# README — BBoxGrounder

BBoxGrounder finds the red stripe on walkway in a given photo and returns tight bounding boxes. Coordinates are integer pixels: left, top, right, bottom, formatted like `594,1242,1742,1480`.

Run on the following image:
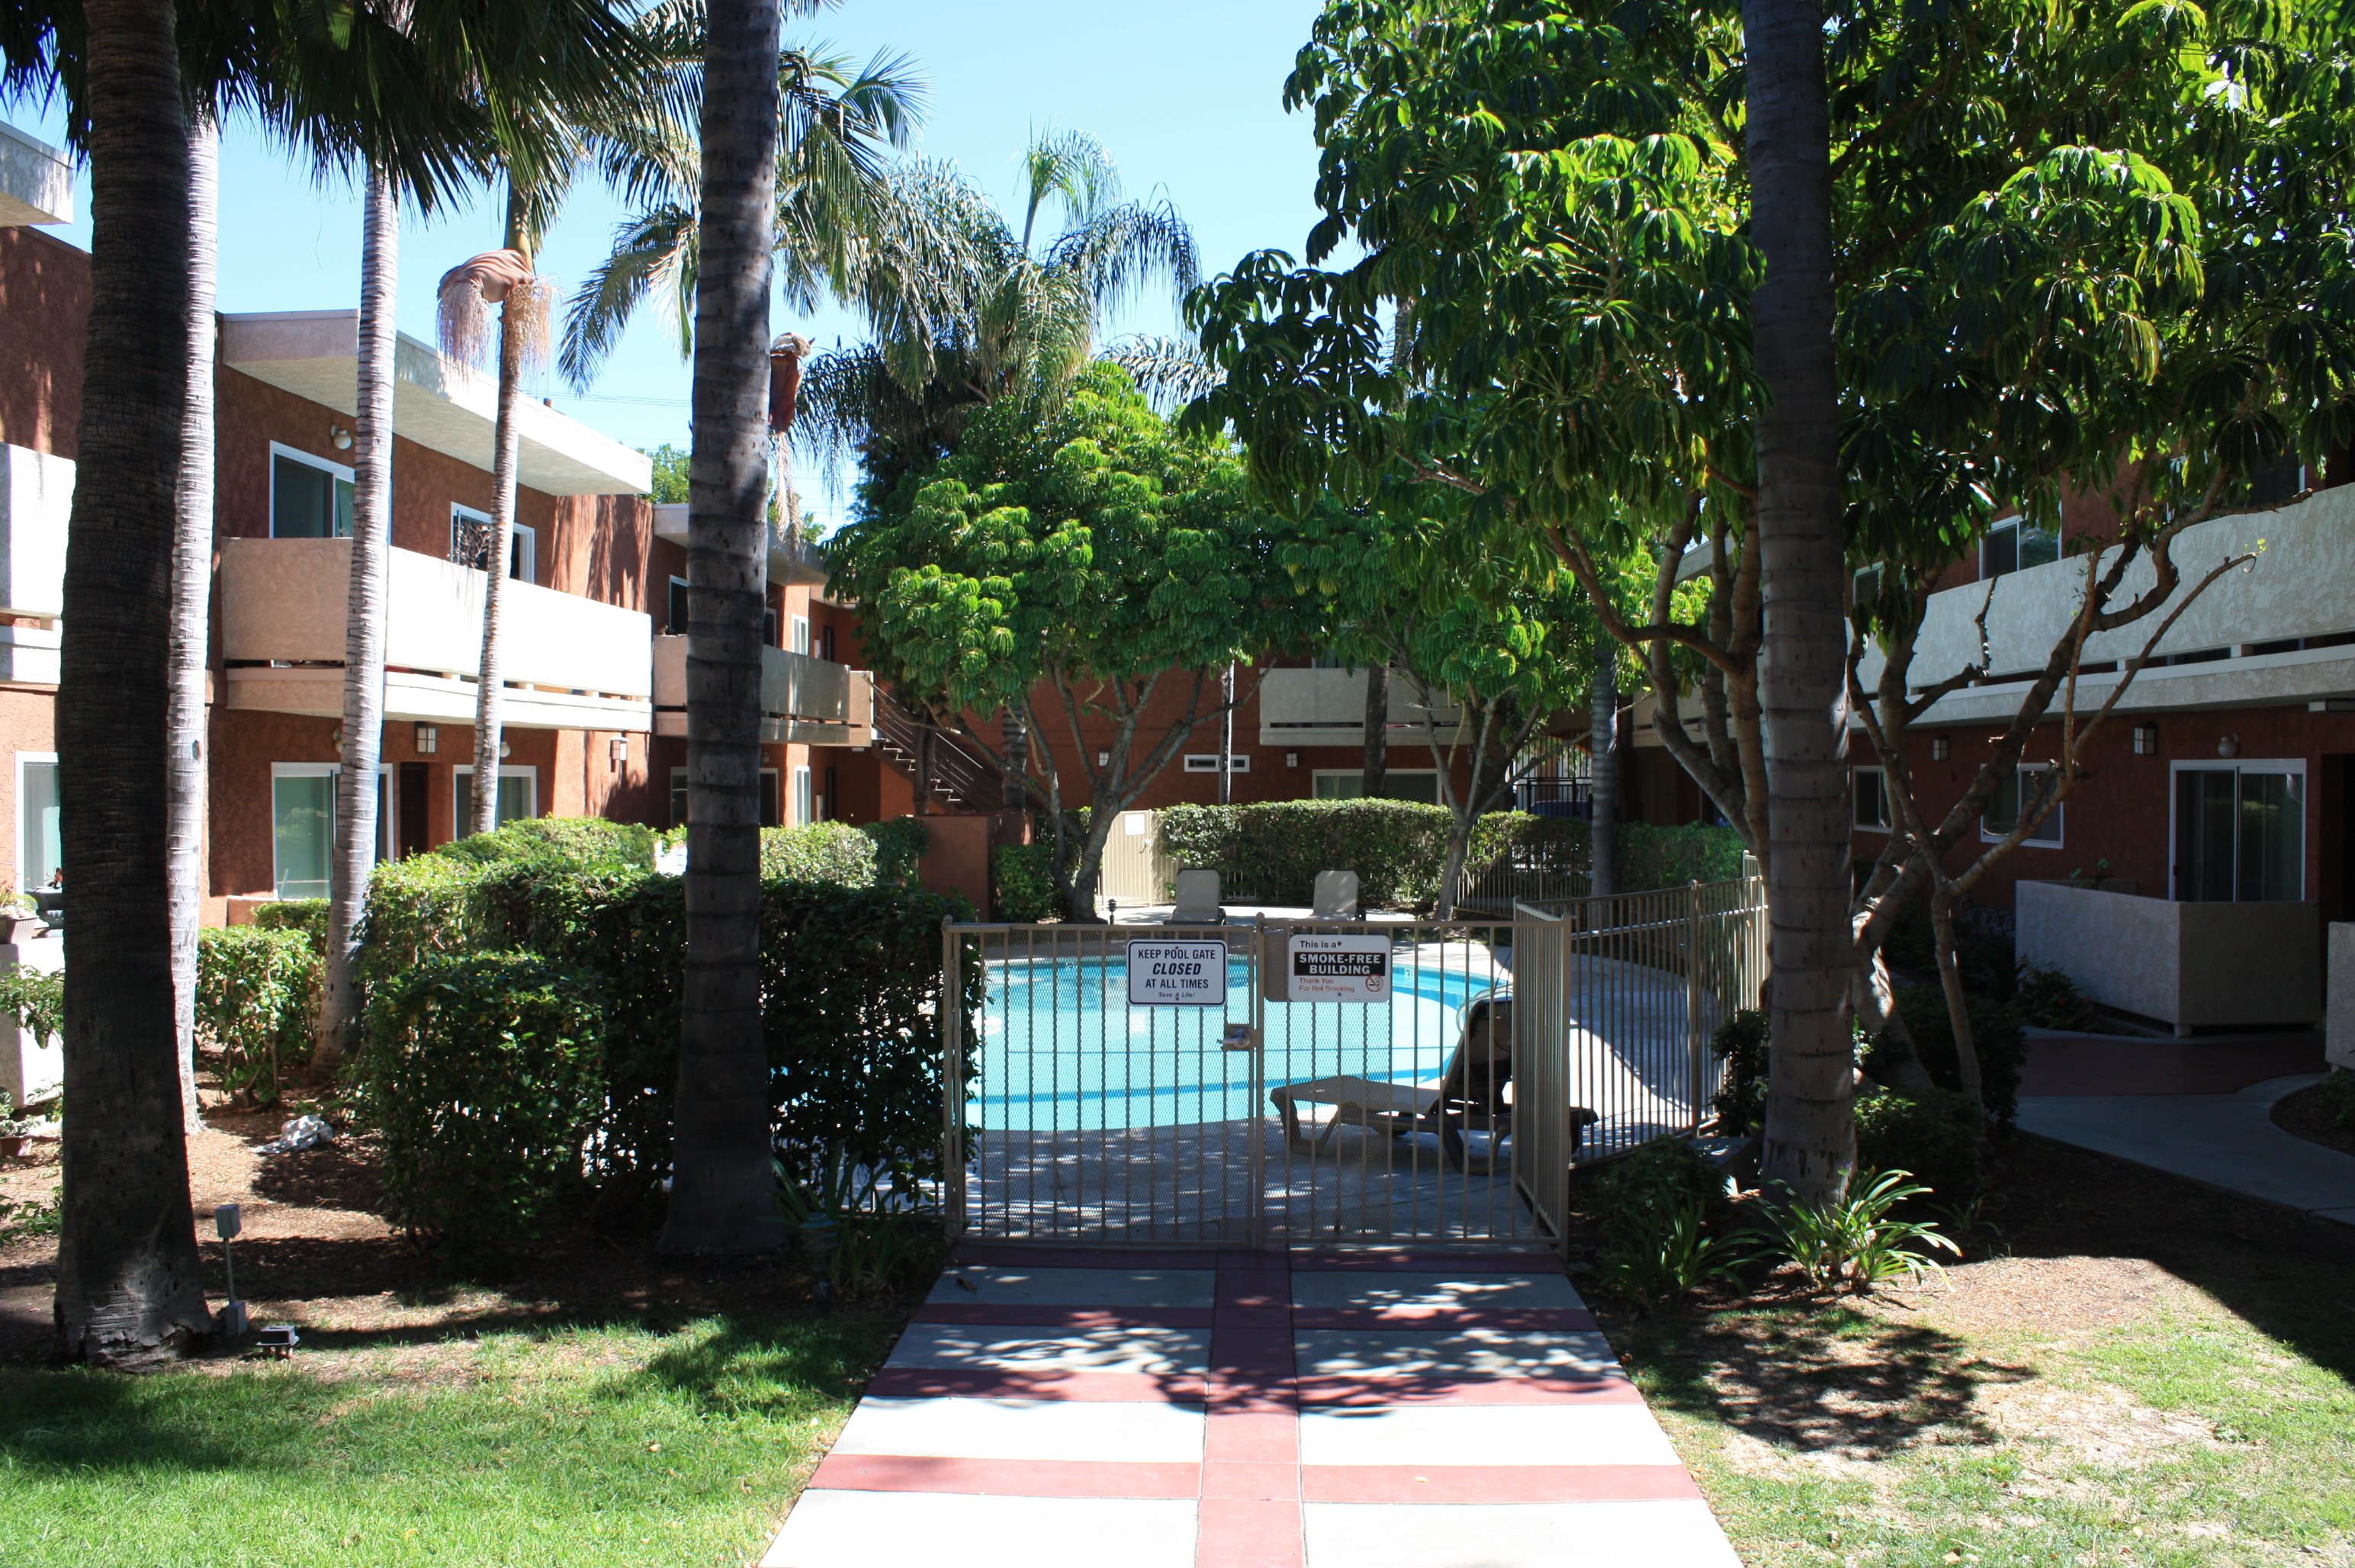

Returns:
1300,1464,1703,1505
1289,1252,1563,1274
914,1304,1218,1330
808,1454,1200,1499
1197,1496,1305,1568
952,1245,1222,1271
866,1367,1208,1404
1290,1372,1641,1407
1290,1306,1598,1332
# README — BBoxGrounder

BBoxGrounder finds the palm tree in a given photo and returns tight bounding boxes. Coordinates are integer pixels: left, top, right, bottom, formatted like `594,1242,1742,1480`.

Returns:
661,0,790,1258
1742,0,1855,1203
165,112,216,1135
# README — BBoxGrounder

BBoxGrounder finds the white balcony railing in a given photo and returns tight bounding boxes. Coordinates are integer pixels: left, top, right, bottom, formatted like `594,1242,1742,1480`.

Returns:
1257,667,1462,747
650,635,873,747
220,537,654,731
0,442,70,621
1857,484,2355,725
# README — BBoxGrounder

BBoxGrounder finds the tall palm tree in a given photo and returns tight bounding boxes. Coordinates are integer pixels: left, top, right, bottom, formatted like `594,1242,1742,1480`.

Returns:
165,112,216,1135
50,0,211,1367
1743,0,1855,1203
662,0,788,1258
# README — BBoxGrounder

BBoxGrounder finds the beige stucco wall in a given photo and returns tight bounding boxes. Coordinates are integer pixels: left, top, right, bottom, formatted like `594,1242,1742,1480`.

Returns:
2019,879,2321,1032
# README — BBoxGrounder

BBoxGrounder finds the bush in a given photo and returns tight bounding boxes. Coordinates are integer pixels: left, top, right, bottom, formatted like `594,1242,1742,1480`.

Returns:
991,842,1058,922
0,963,63,1046
357,852,496,988
1708,1009,1769,1135
196,927,319,1106
1586,1139,1741,1312
860,818,927,886
1894,981,2027,1127
250,898,329,948
2011,961,2096,1030
441,817,657,871
1854,1086,1987,1202
352,952,606,1257
760,821,879,885
1763,1168,1959,1294
1615,823,1750,890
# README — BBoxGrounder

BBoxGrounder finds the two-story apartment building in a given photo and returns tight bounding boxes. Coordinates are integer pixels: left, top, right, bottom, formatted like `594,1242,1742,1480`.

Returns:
1,121,880,919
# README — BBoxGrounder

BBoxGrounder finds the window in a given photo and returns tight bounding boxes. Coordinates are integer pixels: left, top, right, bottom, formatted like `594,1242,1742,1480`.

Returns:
761,768,782,828
2173,763,2305,902
1854,766,1891,832
16,753,59,892
793,766,814,826
1981,516,2059,580
453,766,537,836
819,624,837,664
667,577,689,635
1981,764,2062,847
451,506,535,582
1852,563,1883,607
667,769,788,826
271,763,393,900
1184,753,1250,773
270,445,354,538
1314,769,1441,804
789,615,811,655
763,604,780,647
670,767,687,829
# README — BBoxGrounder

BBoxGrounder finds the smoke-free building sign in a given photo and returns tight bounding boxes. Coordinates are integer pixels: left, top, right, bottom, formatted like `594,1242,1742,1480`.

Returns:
1287,932,1393,1002
1127,939,1228,1006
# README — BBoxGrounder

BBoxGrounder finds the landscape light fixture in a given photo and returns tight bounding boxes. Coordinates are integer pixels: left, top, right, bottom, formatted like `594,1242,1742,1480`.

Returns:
414,722,438,754
2133,722,2157,757
1930,736,1950,762
214,1203,249,1341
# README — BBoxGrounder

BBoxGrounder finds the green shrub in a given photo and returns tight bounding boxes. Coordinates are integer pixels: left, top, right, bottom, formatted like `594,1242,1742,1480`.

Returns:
860,818,928,886
357,853,493,987
2011,961,2096,1030
0,963,63,1046
1587,1139,1742,1312
250,898,329,948
760,821,879,885
1854,1086,1987,1201
441,817,656,871
1763,1168,1959,1294
1615,823,1750,890
1894,981,2027,1127
352,952,606,1257
1708,1009,1769,1135
196,927,319,1106
991,843,1058,922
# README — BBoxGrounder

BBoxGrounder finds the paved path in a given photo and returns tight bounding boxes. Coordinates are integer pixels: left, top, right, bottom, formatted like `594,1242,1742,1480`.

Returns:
2019,1073,2355,1226
758,1245,1737,1568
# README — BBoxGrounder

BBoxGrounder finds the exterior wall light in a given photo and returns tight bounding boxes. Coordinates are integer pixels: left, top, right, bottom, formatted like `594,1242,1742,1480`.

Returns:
499,739,512,760
1930,736,1950,762
330,424,354,451
609,735,630,769
1096,750,1110,767
1286,751,1300,769
415,723,438,754
2217,734,2240,758
2132,722,2157,757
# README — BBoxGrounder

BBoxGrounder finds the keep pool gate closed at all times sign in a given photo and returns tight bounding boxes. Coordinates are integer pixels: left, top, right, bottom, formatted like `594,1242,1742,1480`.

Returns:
1126,932,1395,1007
1127,939,1227,1006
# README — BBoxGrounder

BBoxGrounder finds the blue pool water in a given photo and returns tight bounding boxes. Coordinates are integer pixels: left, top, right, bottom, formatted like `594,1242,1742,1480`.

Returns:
973,955,1499,1131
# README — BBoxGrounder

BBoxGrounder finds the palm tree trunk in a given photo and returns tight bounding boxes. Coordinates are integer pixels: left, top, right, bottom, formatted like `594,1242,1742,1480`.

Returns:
468,184,530,838
1743,0,1855,1203
1361,661,1388,798
317,169,399,1075
54,0,213,1366
661,0,788,1257
1589,655,1618,898
165,114,217,1133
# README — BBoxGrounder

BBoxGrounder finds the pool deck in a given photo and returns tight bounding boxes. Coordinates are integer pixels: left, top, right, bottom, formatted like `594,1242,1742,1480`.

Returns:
757,1245,1739,1568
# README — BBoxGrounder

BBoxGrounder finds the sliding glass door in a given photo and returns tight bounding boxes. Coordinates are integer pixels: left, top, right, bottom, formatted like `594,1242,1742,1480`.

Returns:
2172,763,2305,903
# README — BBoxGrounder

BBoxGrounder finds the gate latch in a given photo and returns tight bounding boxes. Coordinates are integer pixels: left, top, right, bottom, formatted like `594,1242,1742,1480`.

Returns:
1220,1023,1258,1053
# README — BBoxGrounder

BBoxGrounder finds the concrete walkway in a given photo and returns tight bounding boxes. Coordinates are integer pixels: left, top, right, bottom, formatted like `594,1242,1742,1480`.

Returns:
2019,1073,2355,1226
758,1245,1737,1568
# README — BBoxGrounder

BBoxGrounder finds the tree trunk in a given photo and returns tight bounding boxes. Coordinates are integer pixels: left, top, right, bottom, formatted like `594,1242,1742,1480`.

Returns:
1435,813,1472,923
317,169,399,1075
1927,886,1984,1110
54,0,213,1366
912,720,934,816
661,0,788,1258
1589,654,1618,898
1743,0,1856,1203
1062,809,1120,921
468,184,531,838
1361,661,1388,798
1217,661,1235,806
165,114,217,1133
1001,709,1029,810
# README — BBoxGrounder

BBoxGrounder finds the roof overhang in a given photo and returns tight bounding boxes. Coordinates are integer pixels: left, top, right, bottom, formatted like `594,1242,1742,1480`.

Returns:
219,311,651,496
651,501,831,587
0,123,74,227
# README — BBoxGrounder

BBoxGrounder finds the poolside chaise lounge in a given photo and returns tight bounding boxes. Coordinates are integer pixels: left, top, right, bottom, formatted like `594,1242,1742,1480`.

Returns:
1172,868,1224,924
1312,869,1360,920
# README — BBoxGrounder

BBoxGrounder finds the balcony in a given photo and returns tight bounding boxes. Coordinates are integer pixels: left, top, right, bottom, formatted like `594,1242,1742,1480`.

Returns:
1857,484,2355,725
650,503,831,590
1257,667,1461,747
220,538,653,731
651,635,874,747
0,441,69,622
0,122,73,228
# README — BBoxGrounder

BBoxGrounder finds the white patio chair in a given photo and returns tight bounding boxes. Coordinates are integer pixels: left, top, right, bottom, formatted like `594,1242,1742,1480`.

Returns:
1171,869,1224,924
1312,869,1360,920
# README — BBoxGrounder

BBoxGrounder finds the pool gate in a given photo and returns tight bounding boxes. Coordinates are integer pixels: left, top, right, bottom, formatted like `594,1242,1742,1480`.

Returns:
940,875,1768,1251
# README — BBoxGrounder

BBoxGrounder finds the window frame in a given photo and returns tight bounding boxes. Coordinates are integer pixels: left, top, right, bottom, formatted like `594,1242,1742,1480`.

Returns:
451,763,538,837
792,766,813,826
16,750,59,893
1183,753,1251,774
450,503,536,583
1979,762,2064,847
1853,765,1891,833
1312,767,1441,803
1980,514,2060,580
2169,758,2308,903
667,575,689,636
268,442,356,540
789,615,811,656
269,761,395,900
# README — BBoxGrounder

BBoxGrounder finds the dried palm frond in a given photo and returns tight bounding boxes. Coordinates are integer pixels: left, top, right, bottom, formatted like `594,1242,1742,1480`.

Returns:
435,249,551,377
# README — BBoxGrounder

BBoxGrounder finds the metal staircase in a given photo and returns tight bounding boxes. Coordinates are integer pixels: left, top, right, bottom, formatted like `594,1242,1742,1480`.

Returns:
872,691,999,811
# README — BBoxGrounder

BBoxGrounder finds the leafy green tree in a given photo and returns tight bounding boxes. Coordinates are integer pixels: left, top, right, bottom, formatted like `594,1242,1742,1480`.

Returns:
831,365,1322,917
643,442,692,503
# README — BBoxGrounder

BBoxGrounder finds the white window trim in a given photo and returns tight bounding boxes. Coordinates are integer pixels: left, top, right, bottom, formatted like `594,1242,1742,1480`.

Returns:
1312,767,1440,798
271,762,396,895
2168,759,2308,903
451,504,536,583
792,765,813,826
16,750,58,893
1184,753,1251,773
789,615,811,655
1979,762,2064,847
1981,513,2060,580
268,442,355,539
452,763,538,836
1853,765,1890,834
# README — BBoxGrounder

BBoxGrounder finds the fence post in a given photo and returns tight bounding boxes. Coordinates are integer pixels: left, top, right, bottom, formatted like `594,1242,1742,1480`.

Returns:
940,914,965,1238
1685,879,1704,1134
1249,911,1267,1251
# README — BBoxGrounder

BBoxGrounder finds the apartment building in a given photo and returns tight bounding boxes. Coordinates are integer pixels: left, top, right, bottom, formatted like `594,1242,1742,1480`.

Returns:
0,122,879,920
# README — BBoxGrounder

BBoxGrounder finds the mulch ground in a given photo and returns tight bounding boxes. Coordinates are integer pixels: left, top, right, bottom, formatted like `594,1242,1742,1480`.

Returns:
2272,1077,2355,1158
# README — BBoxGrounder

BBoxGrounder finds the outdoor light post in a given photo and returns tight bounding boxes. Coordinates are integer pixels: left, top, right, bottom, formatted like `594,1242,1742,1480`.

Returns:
214,1203,249,1340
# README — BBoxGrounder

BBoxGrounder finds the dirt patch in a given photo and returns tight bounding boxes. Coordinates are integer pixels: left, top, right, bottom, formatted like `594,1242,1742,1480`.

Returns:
2271,1078,2355,1158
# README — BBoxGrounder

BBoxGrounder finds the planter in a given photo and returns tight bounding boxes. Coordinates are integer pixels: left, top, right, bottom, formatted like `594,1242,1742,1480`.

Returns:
0,1135,27,1158
2018,879,2321,1033
2,917,47,946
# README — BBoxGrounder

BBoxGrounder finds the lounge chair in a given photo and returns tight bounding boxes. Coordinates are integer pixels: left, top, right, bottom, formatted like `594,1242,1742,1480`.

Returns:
1172,868,1224,924
1268,994,1597,1173
1312,869,1360,921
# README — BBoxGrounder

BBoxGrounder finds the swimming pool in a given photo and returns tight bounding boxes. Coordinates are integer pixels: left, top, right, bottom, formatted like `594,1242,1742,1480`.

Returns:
970,953,1501,1132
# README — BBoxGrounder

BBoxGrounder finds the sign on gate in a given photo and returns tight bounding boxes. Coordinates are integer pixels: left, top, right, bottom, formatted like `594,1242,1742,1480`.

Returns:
1283,932,1393,1002
1126,938,1227,1006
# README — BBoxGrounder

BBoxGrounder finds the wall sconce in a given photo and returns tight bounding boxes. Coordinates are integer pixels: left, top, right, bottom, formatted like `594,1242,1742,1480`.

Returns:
2216,733,2241,759
1930,736,1950,762
1286,751,1300,769
329,423,354,451
1096,750,1110,768
414,723,438,754
499,739,512,760
609,735,630,769
2132,722,2157,757
329,723,343,749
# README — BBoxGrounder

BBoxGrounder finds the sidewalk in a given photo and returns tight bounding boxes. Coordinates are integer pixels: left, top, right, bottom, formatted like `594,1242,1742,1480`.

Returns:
757,1245,1737,1568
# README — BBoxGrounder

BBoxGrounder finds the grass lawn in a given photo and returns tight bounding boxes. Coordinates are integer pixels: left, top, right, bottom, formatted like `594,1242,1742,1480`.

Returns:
1602,1135,2355,1566
0,1311,901,1567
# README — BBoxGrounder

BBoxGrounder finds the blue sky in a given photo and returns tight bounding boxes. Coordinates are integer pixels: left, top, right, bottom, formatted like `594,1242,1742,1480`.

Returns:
3,1,1329,528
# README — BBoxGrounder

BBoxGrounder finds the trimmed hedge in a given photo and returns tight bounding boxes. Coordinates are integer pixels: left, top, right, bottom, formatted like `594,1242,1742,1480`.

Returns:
760,821,880,884
196,926,320,1107
251,898,329,947
442,817,657,871
1157,801,1745,908
991,843,1058,922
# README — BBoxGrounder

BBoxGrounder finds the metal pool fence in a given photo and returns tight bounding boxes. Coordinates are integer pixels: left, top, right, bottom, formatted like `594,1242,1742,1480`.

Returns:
939,874,1767,1252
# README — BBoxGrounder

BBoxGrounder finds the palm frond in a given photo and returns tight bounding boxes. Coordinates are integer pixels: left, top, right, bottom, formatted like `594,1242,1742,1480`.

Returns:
1104,335,1226,413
